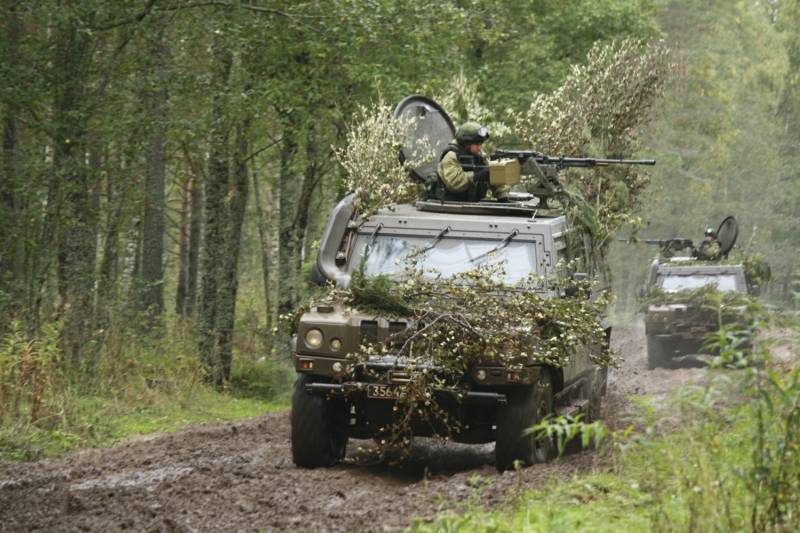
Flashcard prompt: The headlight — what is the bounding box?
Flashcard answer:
[305,328,323,349]
[330,338,342,352]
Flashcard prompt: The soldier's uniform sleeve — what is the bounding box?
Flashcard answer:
[698,240,721,260]
[491,184,510,200]
[437,151,472,193]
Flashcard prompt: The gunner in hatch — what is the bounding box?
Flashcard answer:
[435,122,510,202]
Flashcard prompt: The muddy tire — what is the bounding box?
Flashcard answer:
[646,335,671,369]
[291,374,348,468]
[495,371,556,472]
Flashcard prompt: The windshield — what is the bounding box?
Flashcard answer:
[351,234,538,284]
[659,274,739,292]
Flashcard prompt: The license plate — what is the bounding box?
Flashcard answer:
[367,384,408,400]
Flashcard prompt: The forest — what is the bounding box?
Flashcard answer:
[1,0,799,531]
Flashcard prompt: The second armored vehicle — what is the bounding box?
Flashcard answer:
[642,217,759,368]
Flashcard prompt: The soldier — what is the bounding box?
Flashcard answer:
[693,228,722,260]
[434,122,510,202]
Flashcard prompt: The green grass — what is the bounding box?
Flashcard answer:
[0,319,293,462]
[413,371,789,532]
[412,473,653,532]
[0,387,288,462]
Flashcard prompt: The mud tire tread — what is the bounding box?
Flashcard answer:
[495,371,556,472]
[291,374,346,468]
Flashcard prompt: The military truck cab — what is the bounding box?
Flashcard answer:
[291,194,609,471]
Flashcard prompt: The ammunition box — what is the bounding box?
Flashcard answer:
[489,158,521,187]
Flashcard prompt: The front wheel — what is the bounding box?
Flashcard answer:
[495,371,557,472]
[291,374,348,468]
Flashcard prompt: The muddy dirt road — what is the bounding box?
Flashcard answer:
[0,322,707,532]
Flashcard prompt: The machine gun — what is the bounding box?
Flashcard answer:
[490,150,656,170]
[642,238,694,257]
[487,150,656,208]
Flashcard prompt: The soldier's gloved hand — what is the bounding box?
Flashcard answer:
[473,167,490,184]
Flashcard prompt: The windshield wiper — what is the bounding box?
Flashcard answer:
[364,223,384,255]
[418,226,451,254]
[470,229,519,263]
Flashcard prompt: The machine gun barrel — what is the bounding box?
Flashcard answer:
[642,237,693,250]
[490,150,655,169]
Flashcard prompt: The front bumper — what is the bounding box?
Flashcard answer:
[303,381,507,405]
[293,353,541,387]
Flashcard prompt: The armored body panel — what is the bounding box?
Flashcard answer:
[291,195,608,471]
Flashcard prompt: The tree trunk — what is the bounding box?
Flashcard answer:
[277,116,299,316]
[198,38,232,377]
[252,166,273,331]
[213,118,250,384]
[52,12,97,367]
[138,22,169,325]
[292,128,321,279]
[175,175,190,317]
[187,172,203,317]
[1,0,21,325]
[179,143,204,318]
[96,174,124,329]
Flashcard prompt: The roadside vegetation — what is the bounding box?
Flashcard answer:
[0,313,292,461]
[414,309,800,532]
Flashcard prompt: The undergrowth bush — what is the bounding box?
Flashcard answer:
[0,315,287,461]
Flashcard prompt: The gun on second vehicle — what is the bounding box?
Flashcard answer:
[642,237,694,256]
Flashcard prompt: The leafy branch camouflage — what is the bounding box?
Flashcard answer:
[345,265,611,370]
[334,100,435,216]
[641,284,755,312]
[515,40,670,253]
[324,263,611,457]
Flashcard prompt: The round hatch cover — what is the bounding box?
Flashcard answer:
[716,215,738,256]
[393,95,455,181]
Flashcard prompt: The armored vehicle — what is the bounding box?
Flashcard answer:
[642,217,755,368]
[291,96,621,471]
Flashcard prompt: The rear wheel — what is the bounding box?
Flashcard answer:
[495,371,556,472]
[647,335,672,369]
[291,374,348,468]
[586,367,607,423]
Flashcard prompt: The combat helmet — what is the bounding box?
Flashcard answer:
[704,227,716,237]
[455,122,490,145]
